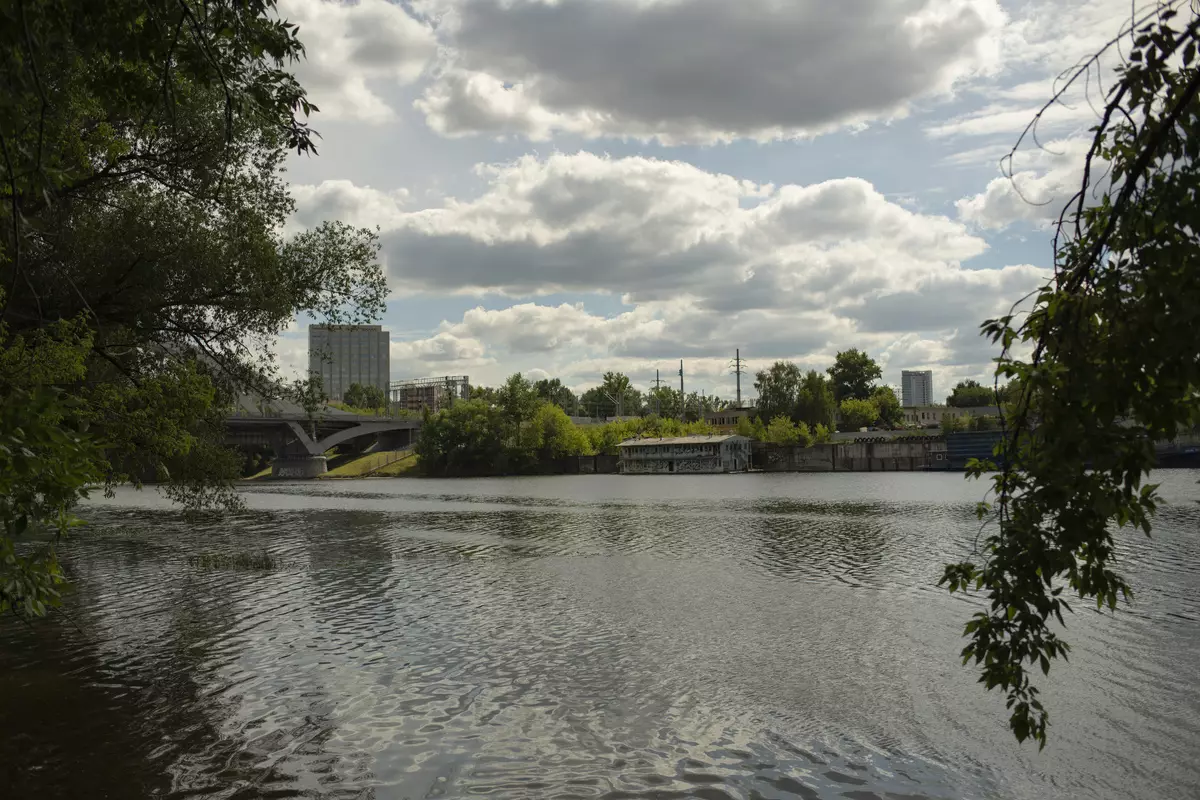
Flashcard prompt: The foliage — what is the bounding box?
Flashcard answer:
[0,0,385,518]
[533,378,577,411]
[646,385,680,417]
[812,423,833,444]
[754,361,803,423]
[838,398,879,431]
[585,415,715,454]
[765,415,813,447]
[343,382,386,411]
[870,385,903,428]
[531,404,590,460]
[735,415,756,438]
[947,379,997,408]
[942,4,1200,748]
[941,414,968,434]
[579,372,643,418]
[827,349,882,401]
[415,399,507,476]
[1,388,102,618]
[470,385,501,405]
[794,370,837,430]
[971,414,1000,432]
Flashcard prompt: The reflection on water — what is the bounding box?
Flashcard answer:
[1,472,1198,799]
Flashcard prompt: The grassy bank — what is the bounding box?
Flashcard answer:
[321,449,418,478]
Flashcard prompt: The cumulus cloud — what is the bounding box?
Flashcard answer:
[955,138,1096,229]
[290,180,411,230]
[296,152,1001,311]
[278,0,436,123]
[292,152,1047,390]
[414,0,1007,143]
[928,0,1138,158]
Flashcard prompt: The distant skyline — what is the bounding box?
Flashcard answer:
[273,0,1134,400]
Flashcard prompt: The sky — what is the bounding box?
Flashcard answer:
[273,0,1141,403]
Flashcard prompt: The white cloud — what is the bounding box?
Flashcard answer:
[955,137,1096,229]
[290,180,411,230]
[415,0,1008,143]
[278,0,437,123]
[291,151,1049,389]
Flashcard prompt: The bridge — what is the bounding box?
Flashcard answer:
[226,395,422,478]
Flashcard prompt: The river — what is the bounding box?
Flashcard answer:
[1,472,1198,799]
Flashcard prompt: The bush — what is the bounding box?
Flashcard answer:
[838,398,879,431]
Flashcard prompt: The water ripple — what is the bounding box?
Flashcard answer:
[1,471,1198,800]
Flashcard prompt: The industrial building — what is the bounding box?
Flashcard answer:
[307,324,390,401]
[901,370,934,407]
[703,406,756,433]
[389,375,471,413]
[617,435,751,474]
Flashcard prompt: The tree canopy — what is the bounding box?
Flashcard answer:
[794,370,838,430]
[754,361,803,423]
[838,398,879,431]
[942,2,1200,748]
[946,379,996,408]
[0,0,385,617]
[869,386,903,428]
[827,349,882,401]
[343,382,386,411]
[533,378,577,412]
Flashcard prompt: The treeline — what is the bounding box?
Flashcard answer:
[416,374,716,476]
[471,371,731,421]
[753,348,902,432]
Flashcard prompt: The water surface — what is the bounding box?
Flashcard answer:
[2,472,1198,799]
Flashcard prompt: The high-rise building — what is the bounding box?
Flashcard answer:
[307,324,390,401]
[901,370,934,407]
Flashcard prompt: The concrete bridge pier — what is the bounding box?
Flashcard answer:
[272,454,328,479]
[270,434,328,479]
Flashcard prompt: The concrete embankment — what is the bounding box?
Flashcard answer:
[753,437,951,472]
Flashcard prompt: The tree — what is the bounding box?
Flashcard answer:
[599,371,641,416]
[838,398,879,431]
[942,4,1200,748]
[471,385,501,405]
[754,361,802,423]
[290,374,327,440]
[0,311,102,617]
[827,349,882,401]
[646,385,681,417]
[343,383,368,409]
[813,423,833,444]
[497,373,540,456]
[941,414,967,434]
[794,370,837,429]
[946,379,996,408]
[415,400,506,476]
[533,378,577,411]
[870,386,903,428]
[362,384,387,411]
[0,0,385,516]
[0,0,387,615]
[765,415,813,446]
[735,416,756,438]
[531,404,591,460]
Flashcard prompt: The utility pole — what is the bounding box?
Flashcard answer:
[654,369,662,417]
[678,360,685,421]
[730,348,745,407]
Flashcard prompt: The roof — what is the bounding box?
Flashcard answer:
[617,434,747,447]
